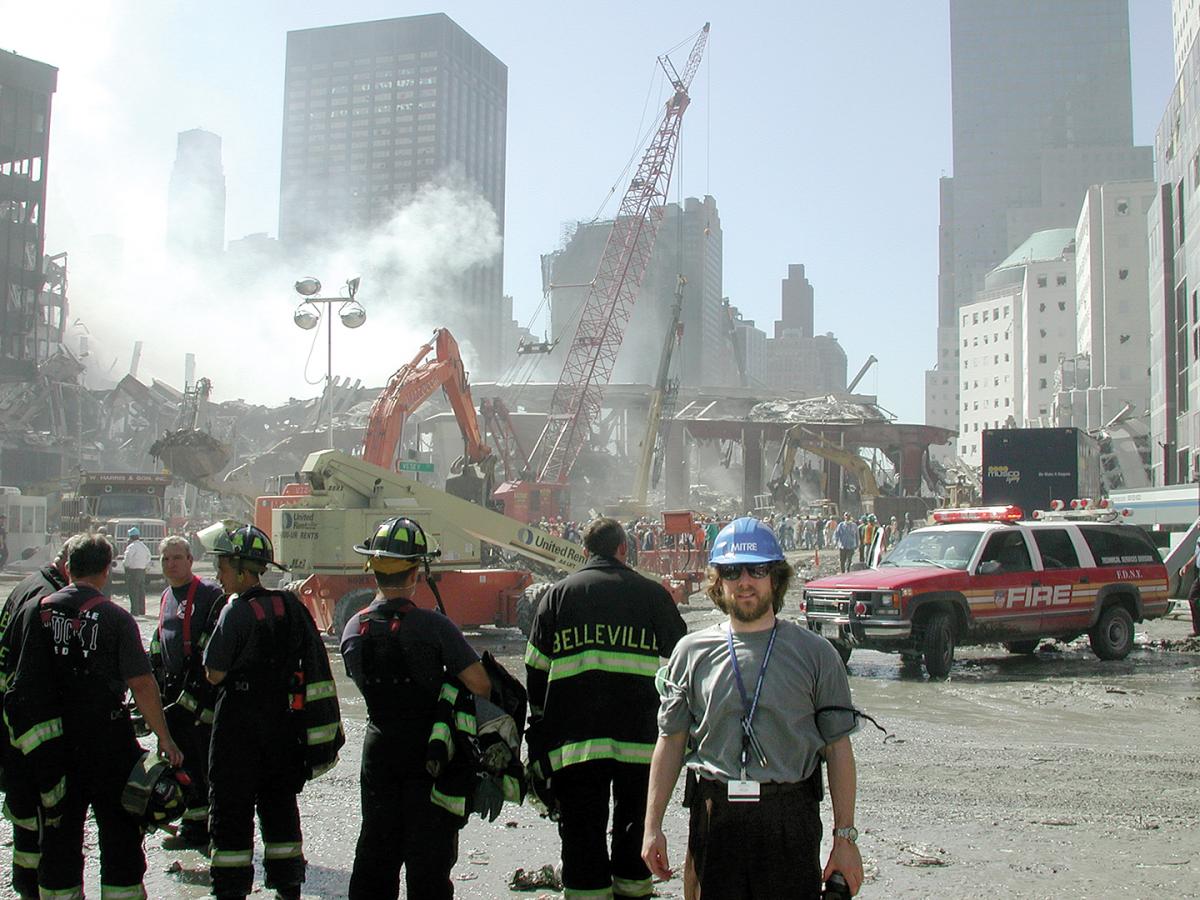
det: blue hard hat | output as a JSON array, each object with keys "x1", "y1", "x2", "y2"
[
  {"x1": 127, "y1": 527, "x2": 140, "y2": 538},
  {"x1": 708, "y1": 517, "x2": 784, "y2": 566}
]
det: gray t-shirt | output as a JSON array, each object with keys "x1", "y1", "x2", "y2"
[{"x1": 657, "y1": 617, "x2": 855, "y2": 784}]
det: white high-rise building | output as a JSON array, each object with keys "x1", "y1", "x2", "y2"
[
  {"x1": 958, "y1": 229, "x2": 1077, "y2": 466},
  {"x1": 1056, "y1": 181, "x2": 1155, "y2": 430},
  {"x1": 1174, "y1": 0, "x2": 1199, "y2": 78}
]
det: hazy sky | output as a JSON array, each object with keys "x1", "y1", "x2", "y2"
[{"x1": 4, "y1": 1, "x2": 1176, "y2": 421}]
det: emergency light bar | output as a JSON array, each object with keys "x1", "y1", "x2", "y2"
[
  {"x1": 931, "y1": 505, "x2": 1024, "y2": 524},
  {"x1": 1032, "y1": 498, "x2": 1130, "y2": 522}
]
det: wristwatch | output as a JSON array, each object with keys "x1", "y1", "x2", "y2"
[{"x1": 833, "y1": 826, "x2": 859, "y2": 844}]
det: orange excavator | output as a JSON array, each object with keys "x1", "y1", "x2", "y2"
[
  {"x1": 255, "y1": 328, "x2": 496, "y2": 534},
  {"x1": 361, "y1": 327, "x2": 498, "y2": 507}
]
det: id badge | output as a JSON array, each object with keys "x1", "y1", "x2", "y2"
[{"x1": 728, "y1": 779, "x2": 760, "y2": 802}]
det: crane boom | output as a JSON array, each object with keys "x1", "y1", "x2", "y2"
[{"x1": 525, "y1": 24, "x2": 710, "y2": 489}]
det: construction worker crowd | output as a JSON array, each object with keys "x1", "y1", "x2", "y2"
[{"x1": 0, "y1": 512, "x2": 862, "y2": 899}]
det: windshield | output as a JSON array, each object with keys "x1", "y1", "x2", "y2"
[
  {"x1": 96, "y1": 495, "x2": 161, "y2": 518},
  {"x1": 881, "y1": 529, "x2": 983, "y2": 570}
]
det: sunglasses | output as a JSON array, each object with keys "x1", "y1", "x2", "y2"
[{"x1": 716, "y1": 563, "x2": 773, "y2": 581}]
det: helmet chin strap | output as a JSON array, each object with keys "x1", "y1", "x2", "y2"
[{"x1": 422, "y1": 557, "x2": 447, "y2": 617}]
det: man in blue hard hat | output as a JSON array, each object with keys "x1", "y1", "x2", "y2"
[{"x1": 643, "y1": 516, "x2": 864, "y2": 897}]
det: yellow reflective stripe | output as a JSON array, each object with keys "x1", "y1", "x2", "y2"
[
  {"x1": 14, "y1": 717, "x2": 63, "y2": 755},
  {"x1": 305, "y1": 680, "x2": 336, "y2": 702},
  {"x1": 429, "y1": 785, "x2": 466, "y2": 817},
  {"x1": 454, "y1": 711, "x2": 477, "y2": 736},
  {"x1": 13, "y1": 849, "x2": 39, "y2": 868},
  {"x1": 548, "y1": 649, "x2": 660, "y2": 682},
  {"x1": 99, "y1": 885, "x2": 146, "y2": 900},
  {"x1": 41, "y1": 776, "x2": 67, "y2": 809},
  {"x1": 437, "y1": 682, "x2": 460, "y2": 704},
  {"x1": 176, "y1": 692, "x2": 215, "y2": 723},
  {"x1": 306, "y1": 723, "x2": 340, "y2": 746},
  {"x1": 524, "y1": 642, "x2": 552, "y2": 672},
  {"x1": 429, "y1": 721, "x2": 451, "y2": 747},
  {"x1": 211, "y1": 849, "x2": 253, "y2": 867},
  {"x1": 502, "y1": 774, "x2": 522, "y2": 803},
  {"x1": 563, "y1": 887, "x2": 614, "y2": 899},
  {"x1": 39, "y1": 886, "x2": 84, "y2": 899},
  {"x1": 3, "y1": 799, "x2": 39, "y2": 830},
  {"x1": 263, "y1": 841, "x2": 303, "y2": 859},
  {"x1": 183, "y1": 806, "x2": 209, "y2": 822},
  {"x1": 550, "y1": 738, "x2": 654, "y2": 770},
  {"x1": 612, "y1": 874, "x2": 653, "y2": 897}
]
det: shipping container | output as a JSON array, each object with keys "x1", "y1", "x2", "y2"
[{"x1": 981, "y1": 428, "x2": 1101, "y2": 517}]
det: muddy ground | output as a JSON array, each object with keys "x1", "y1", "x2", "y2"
[{"x1": 2, "y1": 556, "x2": 1199, "y2": 899}]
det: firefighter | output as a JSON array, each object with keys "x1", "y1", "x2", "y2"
[
  {"x1": 524, "y1": 516, "x2": 687, "y2": 900},
  {"x1": 203, "y1": 524, "x2": 342, "y2": 900},
  {"x1": 0, "y1": 540, "x2": 69, "y2": 898},
  {"x1": 340, "y1": 515, "x2": 491, "y2": 900},
  {"x1": 3, "y1": 532, "x2": 183, "y2": 900},
  {"x1": 150, "y1": 534, "x2": 227, "y2": 848}
]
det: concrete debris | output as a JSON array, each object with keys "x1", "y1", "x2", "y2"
[
  {"x1": 749, "y1": 395, "x2": 892, "y2": 425},
  {"x1": 508, "y1": 865, "x2": 562, "y2": 891}
]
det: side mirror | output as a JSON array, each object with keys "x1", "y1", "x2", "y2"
[{"x1": 978, "y1": 560, "x2": 1002, "y2": 575}]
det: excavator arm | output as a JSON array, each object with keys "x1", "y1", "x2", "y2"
[
  {"x1": 361, "y1": 328, "x2": 492, "y2": 471},
  {"x1": 782, "y1": 425, "x2": 880, "y2": 503}
]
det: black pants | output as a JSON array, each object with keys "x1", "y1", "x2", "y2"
[
  {"x1": 40, "y1": 718, "x2": 146, "y2": 898},
  {"x1": 126, "y1": 570, "x2": 146, "y2": 616},
  {"x1": 554, "y1": 759, "x2": 654, "y2": 899},
  {"x1": 1188, "y1": 576, "x2": 1200, "y2": 635},
  {"x1": 3, "y1": 744, "x2": 40, "y2": 898},
  {"x1": 838, "y1": 548, "x2": 855, "y2": 572},
  {"x1": 348, "y1": 723, "x2": 461, "y2": 900},
  {"x1": 165, "y1": 702, "x2": 212, "y2": 840},
  {"x1": 209, "y1": 690, "x2": 305, "y2": 898},
  {"x1": 688, "y1": 779, "x2": 823, "y2": 899}
]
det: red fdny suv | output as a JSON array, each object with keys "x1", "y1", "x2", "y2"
[{"x1": 801, "y1": 503, "x2": 1170, "y2": 678}]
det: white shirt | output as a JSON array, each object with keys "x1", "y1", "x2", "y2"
[{"x1": 124, "y1": 539, "x2": 152, "y2": 570}]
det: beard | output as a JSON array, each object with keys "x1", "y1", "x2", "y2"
[{"x1": 728, "y1": 591, "x2": 774, "y2": 623}]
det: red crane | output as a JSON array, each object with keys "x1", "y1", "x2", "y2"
[{"x1": 494, "y1": 23, "x2": 710, "y2": 523}]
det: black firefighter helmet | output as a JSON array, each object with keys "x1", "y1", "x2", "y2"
[
  {"x1": 353, "y1": 516, "x2": 440, "y2": 573},
  {"x1": 121, "y1": 751, "x2": 191, "y2": 831}
]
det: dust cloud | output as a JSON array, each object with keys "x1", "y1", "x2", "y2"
[{"x1": 65, "y1": 178, "x2": 502, "y2": 405}]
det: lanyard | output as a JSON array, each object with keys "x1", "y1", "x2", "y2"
[
  {"x1": 726, "y1": 622, "x2": 777, "y2": 777},
  {"x1": 159, "y1": 576, "x2": 200, "y2": 658}
]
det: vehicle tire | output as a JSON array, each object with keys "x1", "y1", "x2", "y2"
[
  {"x1": 1004, "y1": 639, "x2": 1040, "y2": 654},
  {"x1": 1089, "y1": 604, "x2": 1134, "y2": 661},
  {"x1": 832, "y1": 639, "x2": 852, "y2": 667},
  {"x1": 333, "y1": 588, "x2": 376, "y2": 637},
  {"x1": 922, "y1": 610, "x2": 956, "y2": 679}
]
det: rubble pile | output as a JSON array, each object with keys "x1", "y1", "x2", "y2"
[{"x1": 749, "y1": 395, "x2": 892, "y2": 426}]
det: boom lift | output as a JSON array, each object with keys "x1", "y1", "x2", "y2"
[
  {"x1": 277, "y1": 450, "x2": 689, "y2": 634},
  {"x1": 493, "y1": 24, "x2": 710, "y2": 523}
]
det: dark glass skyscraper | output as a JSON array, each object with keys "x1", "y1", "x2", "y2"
[
  {"x1": 167, "y1": 128, "x2": 225, "y2": 258},
  {"x1": 278, "y1": 14, "x2": 507, "y2": 375}
]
